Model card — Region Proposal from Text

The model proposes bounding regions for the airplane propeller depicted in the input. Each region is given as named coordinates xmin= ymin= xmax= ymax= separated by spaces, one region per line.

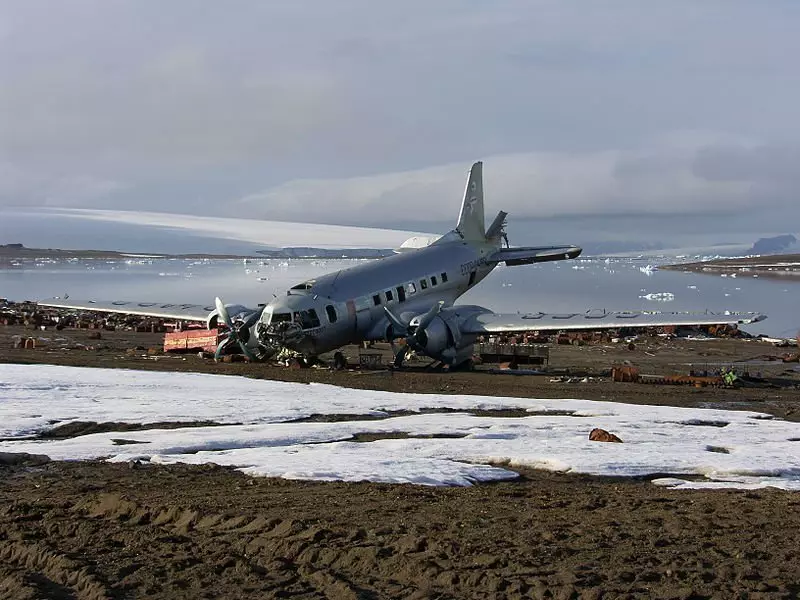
xmin=214 ymin=297 xmax=261 ymax=361
xmin=384 ymin=301 xmax=444 ymax=367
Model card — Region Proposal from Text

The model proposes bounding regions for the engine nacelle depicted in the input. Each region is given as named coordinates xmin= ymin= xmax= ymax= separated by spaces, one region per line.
xmin=408 ymin=316 xmax=452 ymax=357
xmin=407 ymin=305 xmax=490 ymax=366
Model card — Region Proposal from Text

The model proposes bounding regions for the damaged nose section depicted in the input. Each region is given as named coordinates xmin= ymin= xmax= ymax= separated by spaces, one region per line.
xmin=256 ymin=320 xmax=307 ymax=351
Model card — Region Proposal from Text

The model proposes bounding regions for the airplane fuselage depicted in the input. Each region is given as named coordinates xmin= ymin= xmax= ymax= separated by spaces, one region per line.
xmin=256 ymin=233 xmax=497 ymax=357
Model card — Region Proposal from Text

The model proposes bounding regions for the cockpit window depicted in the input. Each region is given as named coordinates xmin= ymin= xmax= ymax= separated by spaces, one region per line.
xmin=290 ymin=280 xmax=315 ymax=291
xmin=272 ymin=312 xmax=292 ymax=323
xmin=300 ymin=309 xmax=321 ymax=329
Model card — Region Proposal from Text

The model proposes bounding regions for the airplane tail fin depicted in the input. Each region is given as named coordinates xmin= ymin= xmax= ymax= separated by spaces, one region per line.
xmin=455 ymin=161 xmax=486 ymax=242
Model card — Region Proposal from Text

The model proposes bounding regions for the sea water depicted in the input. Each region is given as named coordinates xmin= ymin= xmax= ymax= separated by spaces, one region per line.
xmin=1 ymin=255 xmax=797 ymax=338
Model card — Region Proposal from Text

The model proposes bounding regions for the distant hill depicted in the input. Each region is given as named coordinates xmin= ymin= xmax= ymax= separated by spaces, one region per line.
xmin=0 ymin=243 xmax=393 ymax=260
xmin=256 ymin=247 xmax=394 ymax=259
xmin=750 ymin=235 xmax=798 ymax=255
xmin=660 ymin=253 xmax=800 ymax=279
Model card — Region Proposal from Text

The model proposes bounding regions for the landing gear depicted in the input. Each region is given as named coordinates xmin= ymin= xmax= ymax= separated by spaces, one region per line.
xmin=332 ymin=351 xmax=347 ymax=371
xmin=393 ymin=348 xmax=407 ymax=369
xmin=451 ymin=358 xmax=475 ymax=372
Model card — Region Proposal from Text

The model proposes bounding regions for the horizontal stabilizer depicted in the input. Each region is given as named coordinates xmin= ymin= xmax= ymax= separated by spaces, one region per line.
xmin=485 ymin=211 xmax=508 ymax=240
xmin=488 ymin=245 xmax=582 ymax=266
xmin=461 ymin=310 xmax=766 ymax=335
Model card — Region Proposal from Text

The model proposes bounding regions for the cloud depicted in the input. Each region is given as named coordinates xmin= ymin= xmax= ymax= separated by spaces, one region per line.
xmin=0 ymin=48 xmax=345 ymax=171
xmin=1 ymin=0 xmax=800 ymax=230
xmin=235 ymin=135 xmax=798 ymax=226
xmin=0 ymin=163 xmax=128 ymax=207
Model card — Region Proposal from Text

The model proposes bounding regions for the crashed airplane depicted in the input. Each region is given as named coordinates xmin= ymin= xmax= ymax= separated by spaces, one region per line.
xmin=41 ymin=162 xmax=766 ymax=368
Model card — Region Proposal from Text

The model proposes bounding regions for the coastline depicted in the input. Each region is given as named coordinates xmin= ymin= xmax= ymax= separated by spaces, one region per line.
xmin=661 ymin=253 xmax=800 ymax=278
xmin=0 ymin=244 xmax=393 ymax=261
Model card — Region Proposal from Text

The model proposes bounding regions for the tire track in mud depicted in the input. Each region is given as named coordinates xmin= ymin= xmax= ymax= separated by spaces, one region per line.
xmin=0 ymin=540 xmax=110 ymax=600
xmin=76 ymin=491 xmax=530 ymax=598
xmin=76 ymin=492 xmax=420 ymax=598
xmin=4 ymin=461 xmax=800 ymax=599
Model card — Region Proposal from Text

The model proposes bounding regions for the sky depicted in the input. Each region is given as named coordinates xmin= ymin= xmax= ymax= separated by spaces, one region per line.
xmin=1 ymin=1 xmax=800 ymax=241
xmin=3 ymin=363 xmax=800 ymax=490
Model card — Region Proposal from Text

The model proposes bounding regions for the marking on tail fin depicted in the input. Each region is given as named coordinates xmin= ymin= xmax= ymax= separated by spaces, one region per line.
xmin=456 ymin=161 xmax=486 ymax=241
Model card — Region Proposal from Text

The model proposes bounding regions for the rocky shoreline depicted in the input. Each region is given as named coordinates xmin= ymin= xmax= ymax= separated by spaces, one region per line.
xmin=0 ymin=243 xmax=392 ymax=261
xmin=661 ymin=253 xmax=800 ymax=278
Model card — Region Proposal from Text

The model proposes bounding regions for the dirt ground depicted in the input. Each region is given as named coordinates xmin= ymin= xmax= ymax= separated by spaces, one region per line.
xmin=3 ymin=325 xmax=800 ymax=599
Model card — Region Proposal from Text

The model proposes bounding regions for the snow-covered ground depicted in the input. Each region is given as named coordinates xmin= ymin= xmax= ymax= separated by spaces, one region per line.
xmin=2 ymin=364 xmax=799 ymax=490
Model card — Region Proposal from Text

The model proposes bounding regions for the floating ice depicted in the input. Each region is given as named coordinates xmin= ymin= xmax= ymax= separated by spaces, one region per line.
xmin=639 ymin=265 xmax=656 ymax=275
xmin=638 ymin=292 xmax=675 ymax=302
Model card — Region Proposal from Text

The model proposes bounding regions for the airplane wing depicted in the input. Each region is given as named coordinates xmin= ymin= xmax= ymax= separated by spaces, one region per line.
xmin=488 ymin=245 xmax=582 ymax=266
xmin=37 ymin=298 xmax=222 ymax=326
xmin=460 ymin=310 xmax=766 ymax=334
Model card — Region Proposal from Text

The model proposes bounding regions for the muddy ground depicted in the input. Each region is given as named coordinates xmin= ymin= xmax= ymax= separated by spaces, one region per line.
xmin=2 ymin=325 xmax=800 ymax=599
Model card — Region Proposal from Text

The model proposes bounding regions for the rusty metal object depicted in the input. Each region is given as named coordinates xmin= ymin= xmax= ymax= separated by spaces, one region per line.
xmin=474 ymin=342 xmax=549 ymax=366
xmin=163 ymin=329 xmax=222 ymax=353
xmin=640 ymin=374 xmax=725 ymax=387
xmin=611 ymin=365 xmax=640 ymax=382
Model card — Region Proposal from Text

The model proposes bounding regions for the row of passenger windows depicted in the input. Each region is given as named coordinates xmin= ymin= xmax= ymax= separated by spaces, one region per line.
xmin=274 ymin=272 xmax=450 ymax=329
xmin=371 ymin=272 xmax=449 ymax=307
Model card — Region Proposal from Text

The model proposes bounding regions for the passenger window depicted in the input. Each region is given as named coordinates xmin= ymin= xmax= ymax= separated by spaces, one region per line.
xmin=325 ymin=304 xmax=337 ymax=323
xmin=420 ymin=279 xmax=428 ymax=290
xmin=431 ymin=276 xmax=437 ymax=286
xmin=407 ymin=282 xmax=417 ymax=294
xmin=372 ymin=294 xmax=381 ymax=306
xmin=441 ymin=272 xmax=448 ymax=283
xmin=385 ymin=290 xmax=394 ymax=302
xmin=396 ymin=286 xmax=406 ymax=302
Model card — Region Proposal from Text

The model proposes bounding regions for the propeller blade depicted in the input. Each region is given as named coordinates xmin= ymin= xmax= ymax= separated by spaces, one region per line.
xmin=242 ymin=308 xmax=263 ymax=329
xmin=237 ymin=339 xmax=257 ymax=361
xmin=214 ymin=300 xmax=262 ymax=361
xmin=214 ymin=335 xmax=232 ymax=361
xmin=215 ymin=297 xmax=233 ymax=329
xmin=383 ymin=306 xmax=409 ymax=336
xmin=393 ymin=344 xmax=409 ymax=368
xmin=415 ymin=301 xmax=444 ymax=332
